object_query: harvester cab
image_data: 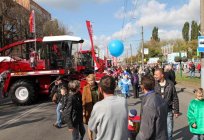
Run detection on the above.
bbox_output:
[42,36,83,72]
[0,35,84,105]
[77,50,94,74]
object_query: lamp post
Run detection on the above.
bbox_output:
[141,26,144,70]
[179,52,182,78]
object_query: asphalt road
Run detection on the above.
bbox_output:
[0,86,197,140]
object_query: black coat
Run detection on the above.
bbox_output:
[50,82,67,103]
[155,80,179,114]
[63,91,83,129]
[164,70,176,85]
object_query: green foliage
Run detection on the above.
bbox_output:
[173,39,198,59]
[151,27,160,42]
[131,20,200,63]
[182,22,189,42]
[191,20,199,41]
[182,56,188,62]
[174,56,188,62]
[174,56,182,62]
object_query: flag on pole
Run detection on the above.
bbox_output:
[86,20,100,69]
[29,10,35,33]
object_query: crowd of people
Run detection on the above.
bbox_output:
[50,64,204,140]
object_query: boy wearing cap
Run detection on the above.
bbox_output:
[128,109,140,140]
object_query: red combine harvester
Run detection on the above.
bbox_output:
[0,35,87,105]
[77,50,106,81]
[77,50,94,74]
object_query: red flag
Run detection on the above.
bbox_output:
[29,10,35,33]
[86,20,100,69]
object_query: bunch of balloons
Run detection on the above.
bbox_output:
[108,40,124,57]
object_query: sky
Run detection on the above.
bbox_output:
[34,0,200,57]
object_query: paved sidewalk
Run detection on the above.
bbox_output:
[176,84,195,94]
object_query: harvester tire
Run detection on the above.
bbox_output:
[10,80,36,105]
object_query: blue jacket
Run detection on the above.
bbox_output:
[118,78,131,94]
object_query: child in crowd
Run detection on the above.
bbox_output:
[60,86,69,124]
[128,109,140,140]
[52,76,67,128]
[63,80,85,140]
[118,72,132,98]
[187,88,204,140]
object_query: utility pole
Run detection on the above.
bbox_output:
[200,0,204,88]
[0,2,3,48]
[130,44,133,65]
[126,49,128,64]
[141,26,144,70]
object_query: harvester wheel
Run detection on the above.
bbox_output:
[10,80,36,105]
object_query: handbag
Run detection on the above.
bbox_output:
[52,93,58,104]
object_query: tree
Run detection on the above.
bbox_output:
[0,0,71,48]
[191,20,199,40]
[182,22,189,42]
[151,26,160,42]
[0,0,16,47]
[43,19,70,36]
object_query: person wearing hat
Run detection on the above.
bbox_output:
[128,109,140,140]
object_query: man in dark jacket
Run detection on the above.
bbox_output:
[136,75,168,140]
[164,65,176,85]
[154,68,180,140]
[63,80,85,140]
[131,69,139,98]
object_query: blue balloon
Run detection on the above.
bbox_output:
[108,40,124,57]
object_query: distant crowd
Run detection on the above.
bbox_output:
[50,63,204,140]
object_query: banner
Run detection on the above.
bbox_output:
[86,20,100,69]
[29,10,35,33]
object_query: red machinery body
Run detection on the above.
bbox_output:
[0,35,85,105]
[77,50,105,73]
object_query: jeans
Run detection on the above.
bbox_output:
[56,102,62,127]
[72,123,85,140]
[167,111,173,140]
[122,93,129,98]
[190,71,195,78]
[192,134,204,140]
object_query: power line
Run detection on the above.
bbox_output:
[121,0,128,40]
[130,0,139,21]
